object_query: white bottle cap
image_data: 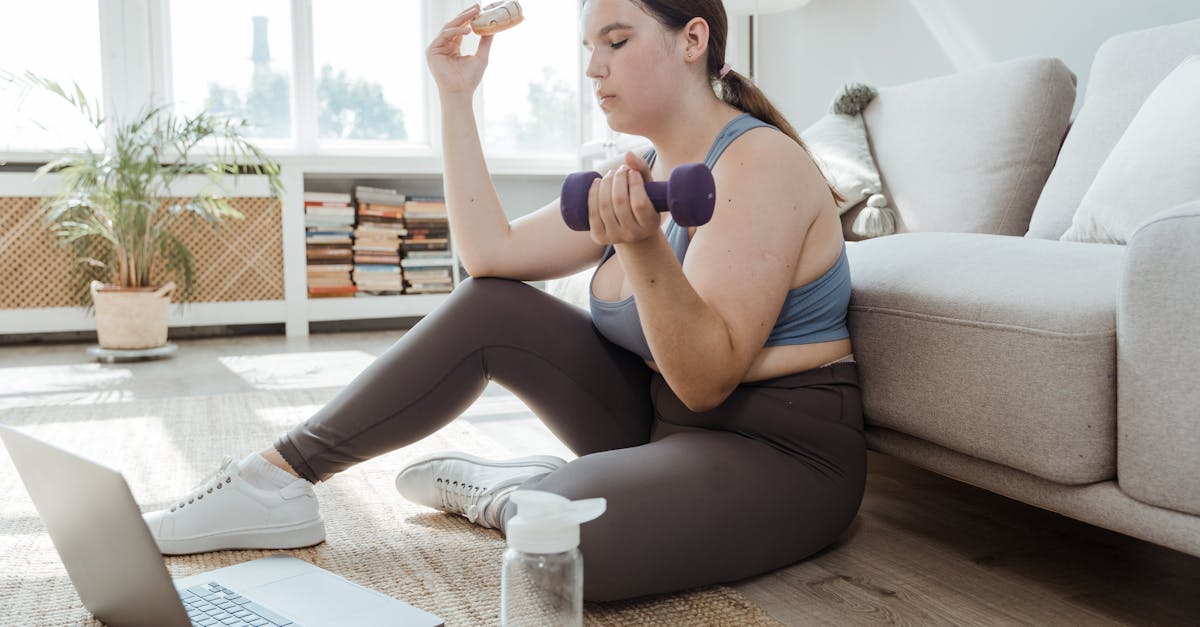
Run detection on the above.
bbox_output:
[506,490,607,554]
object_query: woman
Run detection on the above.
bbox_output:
[143,0,865,602]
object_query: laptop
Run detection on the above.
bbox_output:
[0,424,444,627]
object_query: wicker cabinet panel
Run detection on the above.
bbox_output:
[0,197,283,309]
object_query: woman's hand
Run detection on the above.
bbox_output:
[588,151,661,246]
[426,4,494,97]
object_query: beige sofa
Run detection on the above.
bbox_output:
[546,18,1200,559]
[844,18,1200,558]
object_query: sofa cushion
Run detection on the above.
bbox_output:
[1061,56,1200,244]
[801,99,882,215]
[1026,18,1200,240]
[846,233,1124,484]
[843,57,1075,241]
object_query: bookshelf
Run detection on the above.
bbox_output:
[298,170,561,334]
[0,167,564,338]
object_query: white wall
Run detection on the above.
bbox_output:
[754,0,1200,129]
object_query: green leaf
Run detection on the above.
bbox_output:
[22,72,285,304]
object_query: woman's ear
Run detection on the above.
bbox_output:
[680,17,710,61]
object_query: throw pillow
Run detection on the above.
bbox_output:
[801,83,896,238]
[1061,55,1200,244]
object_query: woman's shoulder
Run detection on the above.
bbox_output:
[713,122,828,204]
[722,118,805,163]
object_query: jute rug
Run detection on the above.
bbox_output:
[0,388,781,626]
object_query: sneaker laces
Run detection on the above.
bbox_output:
[435,476,491,524]
[170,456,237,513]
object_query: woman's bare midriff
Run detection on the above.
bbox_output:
[590,204,853,382]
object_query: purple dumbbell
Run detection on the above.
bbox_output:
[560,162,716,231]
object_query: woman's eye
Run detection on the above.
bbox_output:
[610,40,627,49]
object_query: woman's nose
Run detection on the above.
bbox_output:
[585,53,607,80]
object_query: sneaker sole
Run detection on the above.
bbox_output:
[400,451,568,480]
[156,517,327,555]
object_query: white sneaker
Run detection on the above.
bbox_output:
[395,452,566,528]
[142,457,326,555]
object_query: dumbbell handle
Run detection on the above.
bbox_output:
[560,163,714,231]
[643,181,670,214]
[574,173,673,212]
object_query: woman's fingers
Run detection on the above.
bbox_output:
[429,28,462,56]
[621,151,656,230]
[613,165,657,235]
[441,24,472,36]
[427,4,494,95]
[434,24,471,47]
[595,169,622,240]
[610,166,637,231]
[625,168,655,229]
[473,32,495,64]
[588,178,605,243]
[589,166,660,244]
[624,151,652,181]
[430,5,479,50]
[445,4,480,29]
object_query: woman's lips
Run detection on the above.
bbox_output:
[599,95,615,107]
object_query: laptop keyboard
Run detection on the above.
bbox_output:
[180,582,298,627]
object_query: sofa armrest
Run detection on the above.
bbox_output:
[1118,199,1200,516]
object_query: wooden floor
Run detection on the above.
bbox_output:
[2,329,1197,626]
[735,453,1200,626]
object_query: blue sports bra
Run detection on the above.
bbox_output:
[588,113,851,362]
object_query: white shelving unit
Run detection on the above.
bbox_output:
[306,293,450,323]
[0,165,563,338]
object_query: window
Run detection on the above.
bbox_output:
[0,1,103,151]
[311,0,425,146]
[479,0,581,157]
[2,1,588,165]
[168,0,294,141]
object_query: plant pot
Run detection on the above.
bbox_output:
[89,281,176,350]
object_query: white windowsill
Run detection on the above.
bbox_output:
[0,151,581,179]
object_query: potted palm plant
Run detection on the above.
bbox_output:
[21,74,284,351]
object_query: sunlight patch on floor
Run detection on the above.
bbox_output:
[251,392,536,428]
[218,351,377,390]
[460,394,534,418]
[0,364,136,409]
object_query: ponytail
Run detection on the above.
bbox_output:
[715,69,802,146]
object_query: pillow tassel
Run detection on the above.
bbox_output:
[831,83,879,116]
[852,193,897,238]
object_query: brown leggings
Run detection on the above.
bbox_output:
[275,277,866,601]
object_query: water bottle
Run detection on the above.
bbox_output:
[500,490,607,627]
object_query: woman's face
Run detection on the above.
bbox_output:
[581,0,682,135]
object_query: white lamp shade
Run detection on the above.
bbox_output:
[723,0,812,15]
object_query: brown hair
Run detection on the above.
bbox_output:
[609,0,802,143]
[585,0,842,202]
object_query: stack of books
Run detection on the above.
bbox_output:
[402,196,454,294]
[304,191,356,298]
[352,185,408,296]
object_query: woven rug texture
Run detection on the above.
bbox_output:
[0,388,781,626]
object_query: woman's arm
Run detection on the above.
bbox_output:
[440,96,605,280]
[438,93,511,276]
[603,132,826,411]
[431,8,604,280]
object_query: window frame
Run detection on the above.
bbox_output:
[0,0,589,175]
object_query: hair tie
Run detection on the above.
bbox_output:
[719,62,732,79]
